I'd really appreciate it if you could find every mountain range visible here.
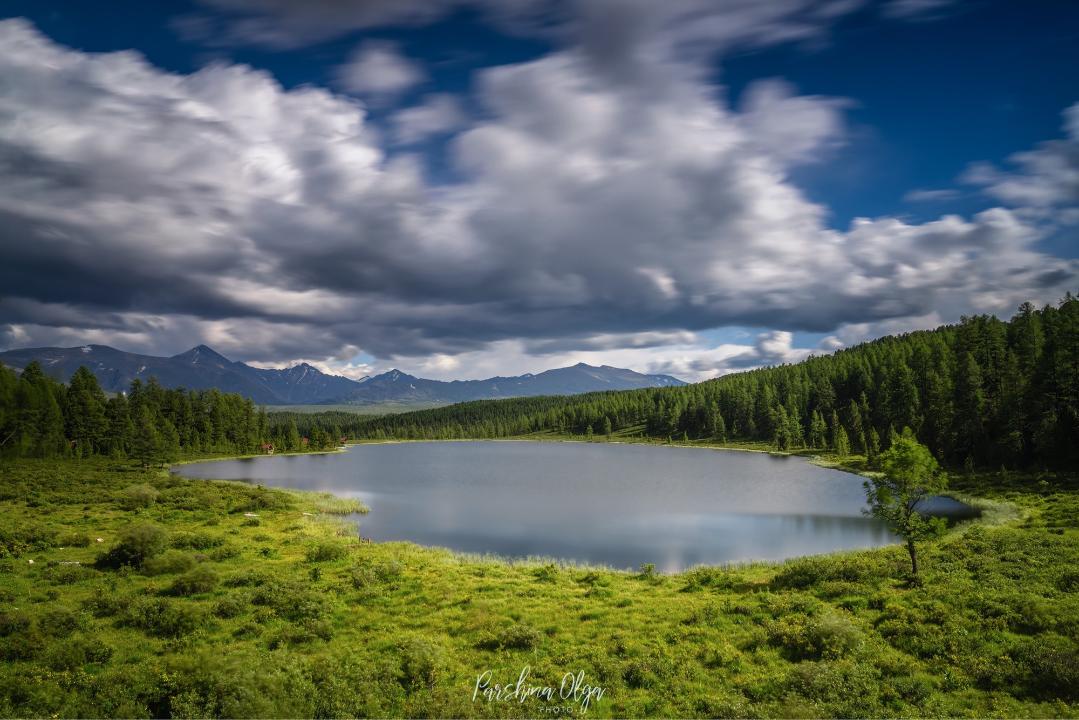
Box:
[0,344,685,406]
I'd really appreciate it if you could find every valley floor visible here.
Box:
[0,456,1076,718]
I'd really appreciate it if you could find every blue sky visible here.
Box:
[0,0,1076,380]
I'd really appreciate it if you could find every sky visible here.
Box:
[0,0,1077,382]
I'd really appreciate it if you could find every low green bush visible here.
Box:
[142,550,196,576]
[305,541,348,563]
[120,483,159,510]
[121,597,201,638]
[96,523,169,569]
[170,531,224,550]
[167,566,219,596]
[398,636,445,689]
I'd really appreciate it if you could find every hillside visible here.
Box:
[349,297,1079,470]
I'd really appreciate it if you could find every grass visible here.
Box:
[0,457,1076,718]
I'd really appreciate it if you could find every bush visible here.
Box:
[43,635,113,671]
[57,532,92,548]
[142,551,196,576]
[96,523,169,569]
[770,614,863,660]
[787,660,880,710]
[170,531,224,550]
[122,597,201,638]
[42,563,97,585]
[683,566,736,591]
[477,622,542,651]
[212,595,248,619]
[305,541,348,563]
[167,566,219,596]
[38,608,86,637]
[398,636,445,689]
[1015,634,1079,700]
[533,563,559,582]
[349,559,403,590]
[121,484,160,510]
[251,580,327,622]
[0,612,31,637]
[772,555,888,590]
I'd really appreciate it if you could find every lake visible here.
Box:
[174,441,971,572]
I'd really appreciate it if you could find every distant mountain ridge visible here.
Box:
[0,344,685,406]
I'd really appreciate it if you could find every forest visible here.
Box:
[0,365,342,464]
[349,297,1079,471]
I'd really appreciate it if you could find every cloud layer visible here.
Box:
[0,10,1076,381]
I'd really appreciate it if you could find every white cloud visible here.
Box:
[963,102,1079,212]
[0,17,1076,382]
[391,93,468,144]
[335,40,424,97]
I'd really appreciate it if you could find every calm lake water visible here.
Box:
[174,441,968,572]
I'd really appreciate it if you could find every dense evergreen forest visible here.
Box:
[351,297,1079,470]
[0,364,342,464]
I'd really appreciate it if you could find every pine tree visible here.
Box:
[834,425,851,456]
[809,410,828,449]
[65,366,108,456]
[131,406,161,467]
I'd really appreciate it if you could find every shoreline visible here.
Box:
[171,436,1012,575]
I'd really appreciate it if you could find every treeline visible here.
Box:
[351,296,1079,470]
[0,364,341,464]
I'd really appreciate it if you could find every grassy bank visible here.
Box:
[0,457,1076,718]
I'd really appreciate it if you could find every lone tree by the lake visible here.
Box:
[864,430,948,578]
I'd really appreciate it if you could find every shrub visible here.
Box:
[1056,569,1079,593]
[350,559,403,590]
[251,580,327,622]
[96,523,169,569]
[43,563,97,585]
[170,532,223,550]
[209,545,240,561]
[223,570,270,588]
[787,660,880,710]
[121,484,160,510]
[83,594,129,619]
[57,532,92,548]
[142,551,196,576]
[770,614,863,660]
[1014,634,1079,700]
[212,595,248,619]
[305,541,348,563]
[38,608,86,637]
[122,597,201,638]
[533,563,559,582]
[0,612,31,637]
[398,636,445,689]
[772,555,889,590]
[683,566,736,591]
[477,622,542,651]
[167,566,219,596]
[43,635,113,671]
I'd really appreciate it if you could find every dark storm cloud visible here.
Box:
[0,14,1076,371]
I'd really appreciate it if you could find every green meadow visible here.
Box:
[1,454,1076,718]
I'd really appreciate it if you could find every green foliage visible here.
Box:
[121,483,160,509]
[167,566,219,596]
[142,550,197,576]
[865,432,949,576]
[96,522,169,569]
[304,540,349,563]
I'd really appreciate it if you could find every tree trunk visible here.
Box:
[906,538,919,577]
